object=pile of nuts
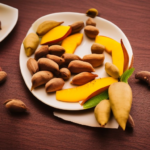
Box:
[27,42,105,93]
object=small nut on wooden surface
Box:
[4,99,28,113]
[86,18,96,26]
[34,45,49,60]
[84,25,99,39]
[91,43,105,54]
[86,8,98,18]
[135,71,150,86]
[0,71,7,84]
[45,78,65,93]
[70,21,84,34]
[27,58,39,75]
[60,68,71,80]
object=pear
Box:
[108,82,132,130]
[94,99,111,127]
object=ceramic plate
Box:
[19,12,133,110]
[0,3,18,42]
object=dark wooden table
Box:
[0,0,150,149]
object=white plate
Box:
[0,3,18,42]
[19,12,133,110]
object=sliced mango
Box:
[56,77,118,102]
[121,39,129,72]
[41,26,72,45]
[112,43,124,76]
[95,35,124,76]
[61,33,83,54]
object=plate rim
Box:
[0,3,19,42]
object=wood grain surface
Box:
[0,0,150,149]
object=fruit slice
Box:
[95,35,124,76]
[41,26,72,45]
[56,77,118,102]
[121,39,129,72]
[112,43,124,76]
[109,82,132,130]
[80,86,109,105]
[61,33,83,54]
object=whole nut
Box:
[68,60,95,74]
[46,54,65,66]
[82,54,105,68]
[34,45,49,60]
[27,58,39,75]
[60,68,71,80]
[71,72,98,85]
[91,43,105,54]
[48,45,65,56]
[4,99,28,113]
[31,71,53,90]
[86,8,98,18]
[70,21,84,34]
[86,18,96,26]
[62,53,81,65]
[0,71,7,84]
[135,71,150,86]
[84,25,99,39]
[38,58,59,76]
[45,78,65,93]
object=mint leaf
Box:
[120,68,135,83]
[83,90,109,109]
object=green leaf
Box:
[83,90,109,109]
[120,68,135,83]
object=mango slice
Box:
[95,36,117,54]
[61,33,83,54]
[56,77,118,102]
[121,39,129,72]
[95,36,124,76]
[41,26,72,45]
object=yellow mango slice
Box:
[41,26,72,45]
[56,77,118,102]
[95,36,124,75]
[112,43,124,76]
[61,33,83,54]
